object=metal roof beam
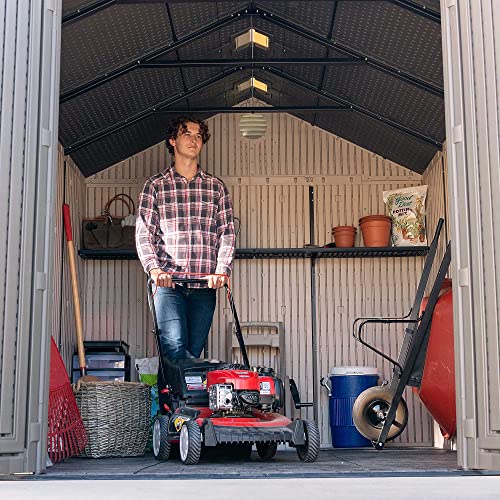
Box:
[313,1,338,127]
[64,68,239,155]
[257,8,444,97]
[265,66,442,148]
[62,0,116,25]
[389,0,440,22]
[60,7,249,103]
[140,57,360,68]
[154,106,348,114]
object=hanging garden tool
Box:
[63,204,99,382]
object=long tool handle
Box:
[63,204,87,376]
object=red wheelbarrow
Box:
[351,219,455,449]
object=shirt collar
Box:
[165,165,206,181]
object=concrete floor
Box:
[35,447,470,480]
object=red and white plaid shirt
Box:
[136,166,235,283]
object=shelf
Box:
[78,246,429,260]
[79,249,138,260]
[234,247,429,258]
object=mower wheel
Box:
[296,420,320,462]
[256,441,278,460]
[179,420,202,465]
[153,415,171,461]
[352,386,408,441]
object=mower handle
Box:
[171,277,209,285]
[146,276,251,370]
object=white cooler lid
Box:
[329,366,378,376]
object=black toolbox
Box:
[72,340,131,383]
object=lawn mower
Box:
[147,277,320,465]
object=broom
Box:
[47,337,87,463]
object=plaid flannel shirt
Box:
[136,166,235,285]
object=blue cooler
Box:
[328,366,379,447]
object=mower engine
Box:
[257,366,284,412]
[207,369,282,414]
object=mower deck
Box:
[203,417,305,446]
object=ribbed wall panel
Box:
[422,144,451,287]
[70,111,443,445]
[53,146,87,370]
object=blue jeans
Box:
[153,285,217,360]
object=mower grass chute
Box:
[147,276,320,465]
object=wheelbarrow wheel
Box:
[297,420,320,463]
[179,420,202,465]
[153,415,171,461]
[352,386,408,441]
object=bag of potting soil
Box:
[383,185,428,246]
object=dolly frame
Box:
[352,219,452,449]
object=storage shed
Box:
[1,0,499,474]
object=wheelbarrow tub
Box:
[416,286,456,439]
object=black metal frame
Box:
[265,66,443,148]
[60,1,444,168]
[62,0,116,25]
[257,7,444,97]
[352,219,452,449]
[154,106,349,114]
[140,58,360,68]
[64,67,239,154]
[60,7,250,103]
[389,0,440,22]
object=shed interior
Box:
[54,0,451,450]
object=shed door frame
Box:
[0,0,61,474]
[2,0,500,473]
[441,0,500,469]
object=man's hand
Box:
[204,274,228,289]
[150,268,174,288]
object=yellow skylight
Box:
[235,28,270,50]
[237,77,268,93]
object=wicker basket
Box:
[74,381,151,458]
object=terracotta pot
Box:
[359,215,391,224]
[333,226,356,248]
[360,220,391,247]
[332,225,357,232]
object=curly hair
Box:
[165,116,211,154]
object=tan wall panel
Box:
[52,145,87,371]
[422,145,451,286]
[72,112,440,444]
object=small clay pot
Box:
[332,225,357,232]
[332,225,357,248]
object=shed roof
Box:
[60,0,444,177]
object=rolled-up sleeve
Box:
[214,184,236,276]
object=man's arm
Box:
[135,179,176,284]
[214,183,236,277]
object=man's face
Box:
[169,122,203,160]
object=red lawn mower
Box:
[147,277,320,465]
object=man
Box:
[136,116,235,360]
